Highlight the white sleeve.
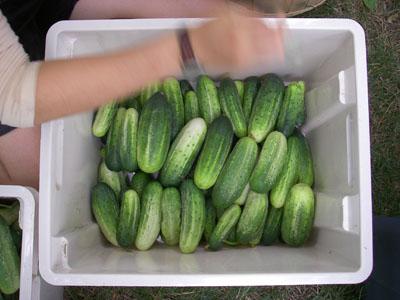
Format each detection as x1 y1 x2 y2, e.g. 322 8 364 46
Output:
0 10 42 127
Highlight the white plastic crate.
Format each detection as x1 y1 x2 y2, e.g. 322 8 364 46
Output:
39 18 372 286
0 186 62 299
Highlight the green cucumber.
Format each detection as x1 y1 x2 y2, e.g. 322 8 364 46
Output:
98 160 122 198
203 200 217 242
208 204 241 251
105 107 126 171
196 75 221 124
122 94 141 112
236 191 268 245
261 206 283 246
242 76 259 121
117 190 140 248
249 201 268 247
219 78 247 138
249 131 287 193
161 187 181 246
139 82 161 107
212 137 258 210
135 181 162 251
137 93 172 173
180 79 193 96
194 116 233 190
281 183 315 246
184 91 200 123
162 77 185 137
160 118 207 187
248 74 284 143
92 101 118 137
234 183 250 206
0 216 20 295
276 81 306 137
130 171 151 196
270 136 300 208
91 183 119 247
296 132 314 186
0 202 19 226
234 80 244 105
179 179 206 254
119 108 139 172
224 226 238 246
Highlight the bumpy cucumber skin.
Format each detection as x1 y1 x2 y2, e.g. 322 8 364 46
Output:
250 131 287 193
234 183 250 206
98 160 122 198
105 107 126 171
281 183 315 247
234 80 245 105
194 116 234 190
92 101 118 138
296 131 314 186
196 75 221 124
248 74 284 143
160 118 207 187
236 191 268 245
137 93 172 173
242 76 259 122
161 187 181 246
0 216 20 295
119 108 139 172
270 136 300 208
130 171 151 196
117 190 140 248
212 137 258 210
139 82 161 107
261 206 283 246
203 200 217 242
219 78 247 138
162 77 185 138
276 81 306 137
208 204 241 251
184 91 200 123
91 183 119 247
179 180 206 254
135 181 163 251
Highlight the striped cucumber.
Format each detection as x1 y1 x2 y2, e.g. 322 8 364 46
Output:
242 76 259 121
105 107 126 171
160 118 207 187
270 136 300 208
0 216 20 295
261 206 283 246
281 183 315 246
276 81 306 137
219 78 247 137
234 183 250 206
162 77 185 137
91 183 119 247
203 200 217 242
248 74 284 143
119 108 139 172
194 116 234 190
208 204 241 251
248 201 268 247
212 137 258 210
234 80 244 105
130 171 151 196
180 79 193 96
196 75 221 124
117 190 140 248
236 191 268 245
249 131 287 193
184 91 200 123
135 181 162 251
179 179 206 254
296 131 314 186
92 101 118 137
161 187 181 246
98 160 122 198
137 93 172 173
139 82 161 107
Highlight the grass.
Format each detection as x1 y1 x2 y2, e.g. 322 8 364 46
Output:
65 0 399 298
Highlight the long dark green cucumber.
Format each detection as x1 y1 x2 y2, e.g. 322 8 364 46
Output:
161 187 181 246
117 190 140 248
184 91 200 123
203 200 217 242
162 77 185 137
242 76 259 121
261 206 283 246
119 108 139 172
296 131 314 186
105 107 126 171
196 75 221 124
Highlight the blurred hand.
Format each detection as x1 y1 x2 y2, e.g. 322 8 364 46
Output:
190 9 285 73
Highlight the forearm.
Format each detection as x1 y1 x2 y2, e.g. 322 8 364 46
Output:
35 33 181 124
70 0 223 19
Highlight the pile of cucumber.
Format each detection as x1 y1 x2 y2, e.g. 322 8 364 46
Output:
91 74 315 253
0 202 22 298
